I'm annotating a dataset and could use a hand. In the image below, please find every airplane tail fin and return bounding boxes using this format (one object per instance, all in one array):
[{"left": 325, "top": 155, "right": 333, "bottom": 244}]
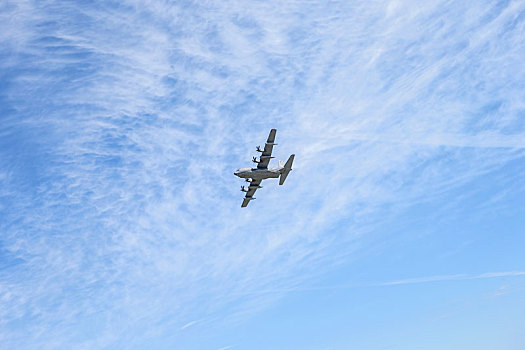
[{"left": 279, "top": 154, "right": 295, "bottom": 185}]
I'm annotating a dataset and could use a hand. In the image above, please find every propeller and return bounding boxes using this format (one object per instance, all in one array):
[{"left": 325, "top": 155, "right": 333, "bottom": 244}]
[
  {"left": 256, "top": 146, "right": 263, "bottom": 152},
  {"left": 245, "top": 178, "right": 253, "bottom": 183},
  {"left": 241, "top": 186, "right": 248, "bottom": 192},
  {"left": 252, "top": 156, "right": 260, "bottom": 163}
]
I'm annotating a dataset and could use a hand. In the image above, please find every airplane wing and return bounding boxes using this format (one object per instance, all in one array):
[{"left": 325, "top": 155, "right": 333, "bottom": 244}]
[
  {"left": 257, "top": 129, "right": 277, "bottom": 169},
  {"left": 241, "top": 179, "right": 262, "bottom": 207}
]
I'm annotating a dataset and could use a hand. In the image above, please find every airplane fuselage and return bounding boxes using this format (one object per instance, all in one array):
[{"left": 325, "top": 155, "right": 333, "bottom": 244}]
[{"left": 234, "top": 167, "right": 282, "bottom": 180}]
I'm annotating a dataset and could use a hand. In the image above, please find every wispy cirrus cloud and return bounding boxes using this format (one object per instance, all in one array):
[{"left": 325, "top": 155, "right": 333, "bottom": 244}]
[{"left": 0, "top": 0, "right": 524, "bottom": 348}]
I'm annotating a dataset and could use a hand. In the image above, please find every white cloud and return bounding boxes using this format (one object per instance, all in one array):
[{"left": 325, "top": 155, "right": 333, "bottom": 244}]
[{"left": 0, "top": 0, "right": 523, "bottom": 348}]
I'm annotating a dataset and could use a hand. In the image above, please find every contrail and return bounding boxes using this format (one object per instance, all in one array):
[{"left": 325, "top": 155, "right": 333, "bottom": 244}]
[
  {"left": 240, "top": 271, "right": 525, "bottom": 296},
  {"left": 180, "top": 320, "right": 198, "bottom": 330},
  {"left": 374, "top": 271, "right": 525, "bottom": 286}
]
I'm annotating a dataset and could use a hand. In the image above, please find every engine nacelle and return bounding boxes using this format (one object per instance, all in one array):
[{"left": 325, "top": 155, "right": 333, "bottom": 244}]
[{"left": 256, "top": 146, "right": 263, "bottom": 152}]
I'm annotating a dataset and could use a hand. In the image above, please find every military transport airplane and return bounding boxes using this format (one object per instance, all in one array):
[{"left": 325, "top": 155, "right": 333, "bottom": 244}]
[{"left": 234, "top": 129, "right": 294, "bottom": 207}]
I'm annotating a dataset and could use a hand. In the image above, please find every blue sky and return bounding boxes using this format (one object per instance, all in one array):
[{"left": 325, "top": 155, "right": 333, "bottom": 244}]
[{"left": 1, "top": 0, "right": 524, "bottom": 349}]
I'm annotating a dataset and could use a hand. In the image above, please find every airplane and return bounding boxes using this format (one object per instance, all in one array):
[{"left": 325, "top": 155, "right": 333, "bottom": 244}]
[{"left": 234, "top": 129, "right": 295, "bottom": 207}]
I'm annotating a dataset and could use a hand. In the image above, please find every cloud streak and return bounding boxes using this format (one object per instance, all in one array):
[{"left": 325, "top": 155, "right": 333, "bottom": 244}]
[
  {"left": 180, "top": 320, "right": 198, "bottom": 330},
  {"left": 235, "top": 271, "right": 525, "bottom": 295},
  {"left": 377, "top": 271, "right": 525, "bottom": 286}
]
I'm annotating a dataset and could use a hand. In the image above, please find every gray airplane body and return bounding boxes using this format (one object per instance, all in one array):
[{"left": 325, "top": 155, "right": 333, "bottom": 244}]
[{"left": 234, "top": 129, "right": 294, "bottom": 207}]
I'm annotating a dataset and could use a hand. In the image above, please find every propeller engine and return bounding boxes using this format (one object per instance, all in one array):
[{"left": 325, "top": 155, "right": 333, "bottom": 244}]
[
  {"left": 256, "top": 146, "right": 263, "bottom": 152},
  {"left": 241, "top": 186, "right": 249, "bottom": 192},
  {"left": 245, "top": 178, "right": 253, "bottom": 183},
  {"left": 252, "top": 156, "right": 260, "bottom": 163}
]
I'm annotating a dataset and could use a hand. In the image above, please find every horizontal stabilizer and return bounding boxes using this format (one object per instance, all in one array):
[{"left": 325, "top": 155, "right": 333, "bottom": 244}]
[{"left": 279, "top": 154, "right": 295, "bottom": 185}]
